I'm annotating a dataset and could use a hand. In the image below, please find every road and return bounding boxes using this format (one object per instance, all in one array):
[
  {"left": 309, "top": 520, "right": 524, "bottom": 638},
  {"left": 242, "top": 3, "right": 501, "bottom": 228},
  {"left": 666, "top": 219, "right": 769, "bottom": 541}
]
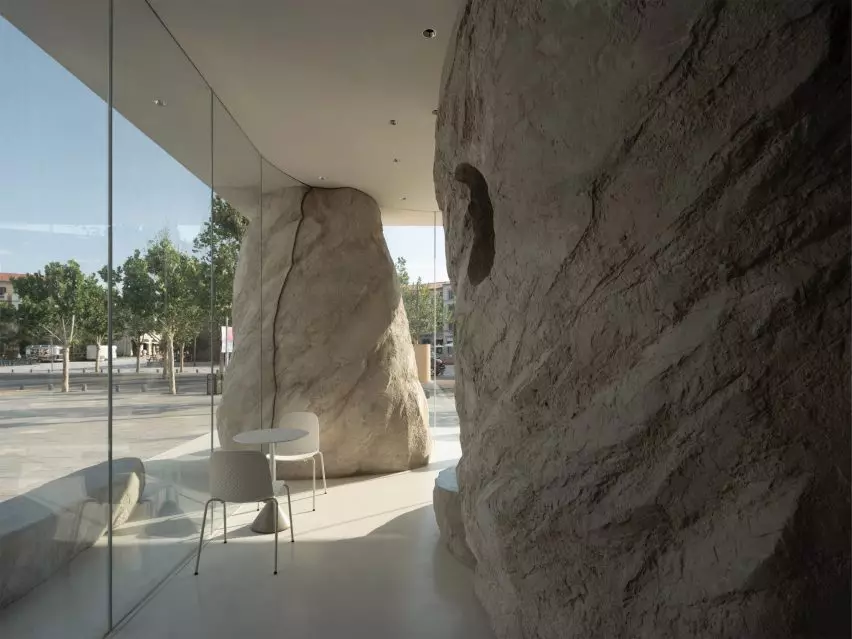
[{"left": 0, "top": 358, "right": 218, "bottom": 393}]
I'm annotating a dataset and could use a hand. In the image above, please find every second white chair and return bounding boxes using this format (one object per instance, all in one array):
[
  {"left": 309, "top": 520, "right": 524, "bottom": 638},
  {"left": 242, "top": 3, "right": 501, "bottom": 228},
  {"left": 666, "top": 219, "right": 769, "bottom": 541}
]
[{"left": 273, "top": 412, "right": 327, "bottom": 511}]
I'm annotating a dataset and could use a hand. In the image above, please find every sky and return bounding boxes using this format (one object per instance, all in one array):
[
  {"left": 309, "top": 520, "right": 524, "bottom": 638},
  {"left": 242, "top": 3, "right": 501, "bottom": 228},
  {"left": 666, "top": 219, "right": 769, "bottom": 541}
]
[{"left": 0, "top": 17, "right": 448, "bottom": 284}]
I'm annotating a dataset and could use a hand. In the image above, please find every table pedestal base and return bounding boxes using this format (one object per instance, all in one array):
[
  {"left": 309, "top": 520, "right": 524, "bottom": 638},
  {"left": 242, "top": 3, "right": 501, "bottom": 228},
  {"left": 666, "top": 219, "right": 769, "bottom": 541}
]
[{"left": 251, "top": 501, "right": 291, "bottom": 534}]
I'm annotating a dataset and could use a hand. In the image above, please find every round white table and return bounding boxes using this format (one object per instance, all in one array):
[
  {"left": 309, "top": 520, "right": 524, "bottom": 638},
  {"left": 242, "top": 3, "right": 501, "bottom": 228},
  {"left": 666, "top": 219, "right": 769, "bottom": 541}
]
[{"left": 233, "top": 427, "right": 309, "bottom": 534}]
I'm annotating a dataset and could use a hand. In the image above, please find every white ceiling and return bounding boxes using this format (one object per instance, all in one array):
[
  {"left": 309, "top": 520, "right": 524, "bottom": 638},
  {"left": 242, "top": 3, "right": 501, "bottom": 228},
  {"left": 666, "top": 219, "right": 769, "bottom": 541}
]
[{"left": 1, "top": 0, "right": 459, "bottom": 225}]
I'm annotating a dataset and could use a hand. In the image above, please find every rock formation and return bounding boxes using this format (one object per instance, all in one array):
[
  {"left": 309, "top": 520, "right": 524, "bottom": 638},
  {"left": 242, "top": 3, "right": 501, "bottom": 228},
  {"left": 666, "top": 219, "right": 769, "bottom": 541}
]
[
  {"left": 218, "top": 186, "right": 430, "bottom": 477},
  {"left": 434, "top": 1, "right": 850, "bottom": 637}
]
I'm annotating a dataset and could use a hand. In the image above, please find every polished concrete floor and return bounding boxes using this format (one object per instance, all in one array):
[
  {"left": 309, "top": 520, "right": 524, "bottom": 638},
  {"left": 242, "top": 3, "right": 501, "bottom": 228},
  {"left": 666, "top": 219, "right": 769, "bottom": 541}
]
[
  {"left": 0, "top": 387, "right": 490, "bottom": 638},
  {"left": 112, "top": 407, "right": 491, "bottom": 639}
]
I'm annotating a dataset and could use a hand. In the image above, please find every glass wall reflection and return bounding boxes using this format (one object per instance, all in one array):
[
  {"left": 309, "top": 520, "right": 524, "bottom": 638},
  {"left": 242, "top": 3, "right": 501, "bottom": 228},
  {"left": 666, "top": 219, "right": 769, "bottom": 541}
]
[{"left": 0, "top": 8, "right": 110, "bottom": 638}]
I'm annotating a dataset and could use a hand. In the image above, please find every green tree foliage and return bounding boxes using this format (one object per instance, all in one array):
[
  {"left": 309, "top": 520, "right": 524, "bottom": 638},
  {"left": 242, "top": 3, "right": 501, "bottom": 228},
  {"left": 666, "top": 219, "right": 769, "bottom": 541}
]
[
  {"left": 14, "top": 261, "right": 88, "bottom": 392},
  {"left": 115, "top": 250, "right": 158, "bottom": 373},
  {"left": 193, "top": 195, "right": 248, "bottom": 327},
  {"left": 78, "top": 274, "right": 109, "bottom": 373},
  {"left": 146, "top": 232, "right": 205, "bottom": 393},
  {"left": 395, "top": 257, "right": 445, "bottom": 344}
]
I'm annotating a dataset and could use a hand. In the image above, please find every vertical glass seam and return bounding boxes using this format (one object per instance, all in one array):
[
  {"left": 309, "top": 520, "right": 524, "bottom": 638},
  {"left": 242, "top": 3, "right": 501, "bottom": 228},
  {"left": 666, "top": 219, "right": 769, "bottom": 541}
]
[
  {"left": 106, "top": 0, "right": 115, "bottom": 631},
  {"left": 209, "top": 94, "right": 215, "bottom": 452}
]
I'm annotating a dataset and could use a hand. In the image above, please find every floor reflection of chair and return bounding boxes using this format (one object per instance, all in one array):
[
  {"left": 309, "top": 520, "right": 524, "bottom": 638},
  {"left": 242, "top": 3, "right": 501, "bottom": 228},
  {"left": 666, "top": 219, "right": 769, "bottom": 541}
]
[{"left": 195, "top": 450, "right": 291, "bottom": 576}]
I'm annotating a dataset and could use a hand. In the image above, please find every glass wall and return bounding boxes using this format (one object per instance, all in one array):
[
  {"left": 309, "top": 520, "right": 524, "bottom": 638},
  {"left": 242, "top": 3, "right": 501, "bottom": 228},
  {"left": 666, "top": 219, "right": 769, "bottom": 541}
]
[
  {"left": 381, "top": 216, "right": 460, "bottom": 466},
  {"left": 110, "top": 0, "right": 213, "bottom": 621},
  {"left": 0, "top": 2, "right": 293, "bottom": 635},
  {"left": 0, "top": 5, "right": 111, "bottom": 638}
]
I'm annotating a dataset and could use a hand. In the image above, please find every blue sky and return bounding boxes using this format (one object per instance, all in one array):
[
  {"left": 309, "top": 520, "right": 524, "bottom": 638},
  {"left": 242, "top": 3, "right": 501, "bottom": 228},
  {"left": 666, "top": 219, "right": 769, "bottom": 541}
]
[{"left": 0, "top": 17, "right": 447, "bottom": 283}]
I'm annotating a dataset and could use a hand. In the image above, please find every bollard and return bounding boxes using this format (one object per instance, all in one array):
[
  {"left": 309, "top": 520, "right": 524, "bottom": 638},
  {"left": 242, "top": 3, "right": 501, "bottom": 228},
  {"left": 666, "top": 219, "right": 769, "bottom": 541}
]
[
  {"left": 83, "top": 369, "right": 86, "bottom": 374},
  {"left": 115, "top": 384, "right": 120, "bottom": 393},
  {"left": 10, "top": 369, "right": 13, "bottom": 374},
  {"left": 48, "top": 383, "right": 54, "bottom": 391},
  {"left": 30, "top": 369, "right": 33, "bottom": 373},
  {"left": 19, "top": 384, "right": 24, "bottom": 391},
  {"left": 81, "top": 384, "right": 87, "bottom": 392},
  {"left": 141, "top": 383, "right": 147, "bottom": 393},
  {"left": 116, "top": 369, "right": 121, "bottom": 374},
  {"left": 196, "top": 369, "right": 199, "bottom": 374}
]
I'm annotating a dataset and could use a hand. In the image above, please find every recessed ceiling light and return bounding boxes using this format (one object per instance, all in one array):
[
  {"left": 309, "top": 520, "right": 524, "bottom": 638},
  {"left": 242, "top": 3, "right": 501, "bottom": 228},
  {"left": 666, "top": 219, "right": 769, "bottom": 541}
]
[
  {"left": 422, "top": 28, "right": 436, "bottom": 39},
  {"left": 389, "top": 119, "right": 397, "bottom": 126},
  {"left": 318, "top": 176, "right": 326, "bottom": 180},
  {"left": 153, "top": 98, "right": 167, "bottom": 107},
  {"left": 400, "top": 197, "right": 407, "bottom": 201},
  {"left": 393, "top": 158, "right": 400, "bottom": 163}
]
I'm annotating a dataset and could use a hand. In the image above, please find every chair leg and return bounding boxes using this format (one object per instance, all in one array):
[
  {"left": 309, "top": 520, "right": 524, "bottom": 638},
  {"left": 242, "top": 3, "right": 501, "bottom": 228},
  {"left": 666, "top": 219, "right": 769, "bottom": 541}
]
[
  {"left": 318, "top": 451, "right": 327, "bottom": 494},
  {"left": 282, "top": 483, "right": 295, "bottom": 543},
  {"left": 194, "top": 499, "right": 213, "bottom": 575},
  {"left": 311, "top": 457, "right": 317, "bottom": 511}
]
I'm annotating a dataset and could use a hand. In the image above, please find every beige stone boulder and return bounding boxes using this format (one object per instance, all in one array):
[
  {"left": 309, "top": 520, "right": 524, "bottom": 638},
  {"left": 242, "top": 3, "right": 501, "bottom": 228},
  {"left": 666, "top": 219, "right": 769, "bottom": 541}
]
[
  {"left": 218, "top": 186, "right": 431, "bottom": 477},
  {"left": 435, "top": 1, "right": 850, "bottom": 637}
]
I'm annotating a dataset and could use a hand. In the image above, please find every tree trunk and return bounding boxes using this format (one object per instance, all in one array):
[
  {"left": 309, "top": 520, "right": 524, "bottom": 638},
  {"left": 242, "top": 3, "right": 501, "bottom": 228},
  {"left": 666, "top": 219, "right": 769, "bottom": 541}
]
[
  {"left": 136, "top": 335, "right": 142, "bottom": 373},
  {"left": 167, "top": 333, "right": 176, "bottom": 395},
  {"left": 62, "top": 346, "right": 70, "bottom": 393},
  {"left": 94, "top": 338, "right": 102, "bottom": 374},
  {"left": 179, "top": 342, "right": 185, "bottom": 373}
]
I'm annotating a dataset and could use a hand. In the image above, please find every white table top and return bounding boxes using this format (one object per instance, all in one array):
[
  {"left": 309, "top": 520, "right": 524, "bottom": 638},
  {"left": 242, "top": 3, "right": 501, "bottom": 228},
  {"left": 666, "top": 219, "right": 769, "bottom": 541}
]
[{"left": 233, "top": 427, "right": 308, "bottom": 446}]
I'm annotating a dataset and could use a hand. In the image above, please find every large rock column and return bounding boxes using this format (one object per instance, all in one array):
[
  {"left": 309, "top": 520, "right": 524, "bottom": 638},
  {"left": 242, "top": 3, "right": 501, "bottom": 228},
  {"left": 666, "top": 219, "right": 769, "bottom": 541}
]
[
  {"left": 217, "top": 186, "right": 430, "bottom": 476},
  {"left": 435, "top": 1, "right": 850, "bottom": 638}
]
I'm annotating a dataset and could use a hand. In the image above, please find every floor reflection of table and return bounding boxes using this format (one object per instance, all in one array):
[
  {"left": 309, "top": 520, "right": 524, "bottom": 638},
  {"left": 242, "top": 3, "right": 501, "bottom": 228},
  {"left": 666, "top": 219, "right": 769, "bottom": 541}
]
[{"left": 232, "top": 427, "right": 309, "bottom": 534}]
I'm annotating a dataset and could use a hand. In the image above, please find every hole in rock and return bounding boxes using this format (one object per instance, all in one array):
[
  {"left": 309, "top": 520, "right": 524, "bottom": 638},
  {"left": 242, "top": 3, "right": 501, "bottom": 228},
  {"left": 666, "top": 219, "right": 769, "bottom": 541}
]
[{"left": 454, "top": 163, "right": 494, "bottom": 286}]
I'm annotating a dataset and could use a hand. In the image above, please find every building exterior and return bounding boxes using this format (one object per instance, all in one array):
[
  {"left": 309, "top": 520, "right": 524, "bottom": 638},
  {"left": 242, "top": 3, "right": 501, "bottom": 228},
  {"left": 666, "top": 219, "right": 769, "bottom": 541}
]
[{"left": 0, "top": 273, "right": 24, "bottom": 308}]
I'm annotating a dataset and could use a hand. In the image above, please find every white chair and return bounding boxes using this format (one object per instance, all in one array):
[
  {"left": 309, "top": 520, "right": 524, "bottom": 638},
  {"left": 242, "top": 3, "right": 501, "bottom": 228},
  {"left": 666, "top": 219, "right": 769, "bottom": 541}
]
[
  {"left": 273, "top": 412, "right": 327, "bottom": 511},
  {"left": 194, "top": 450, "right": 293, "bottom": 576}
]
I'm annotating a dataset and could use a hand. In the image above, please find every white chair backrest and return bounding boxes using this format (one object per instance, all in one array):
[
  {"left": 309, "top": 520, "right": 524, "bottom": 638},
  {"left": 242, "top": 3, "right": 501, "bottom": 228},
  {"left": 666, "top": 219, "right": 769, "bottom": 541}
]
[
  {"left": 278, "top": 412, "right": 320, "bottom": 452},
  {"left": 209, "top": 450, "right": 273, "bottom": 503}
]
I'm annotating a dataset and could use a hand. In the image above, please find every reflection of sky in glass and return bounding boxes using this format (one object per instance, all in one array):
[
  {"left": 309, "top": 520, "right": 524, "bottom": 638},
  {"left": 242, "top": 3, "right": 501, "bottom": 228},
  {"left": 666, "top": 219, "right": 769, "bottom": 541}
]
[{"left": 0, "top": 16, "right": 446, "bottom": 284}]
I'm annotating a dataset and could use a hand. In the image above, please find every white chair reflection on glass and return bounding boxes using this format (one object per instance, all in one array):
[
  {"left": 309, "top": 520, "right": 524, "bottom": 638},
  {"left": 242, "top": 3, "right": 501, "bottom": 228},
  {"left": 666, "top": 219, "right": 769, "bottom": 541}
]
[{"left": 194, "top": 450, "right": 292, "bottom": 576}]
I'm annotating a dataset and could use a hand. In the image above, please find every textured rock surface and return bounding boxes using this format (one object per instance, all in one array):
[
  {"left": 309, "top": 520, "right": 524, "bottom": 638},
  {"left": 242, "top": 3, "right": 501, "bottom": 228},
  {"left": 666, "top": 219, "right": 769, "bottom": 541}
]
[
  {"left": 218, "top": 186, "right": 431, "bottom": 477},
  {"left": 434, "top": 466, "right": 476, "bottom": 568},
  {"left": 434, "top": 1, "right": 850, "bottom": 637},
  {"left": 0, "top": 458, "right": 144, "bottom": 609}
]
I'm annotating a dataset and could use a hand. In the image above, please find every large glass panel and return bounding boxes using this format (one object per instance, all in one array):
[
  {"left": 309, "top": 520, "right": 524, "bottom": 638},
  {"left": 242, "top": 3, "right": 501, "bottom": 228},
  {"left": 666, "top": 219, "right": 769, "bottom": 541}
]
[
  {"left": 212, "top": 98, "right": 261, "bottom": 436},
  {"left": 111, "top": 0, "right": 212, "bottom": 621},
  {"left": 382, "top": 220, "right": 458, "bottom": 459},
  {"left": 0, "top": 6, "right": 110, "bottom": 638}
]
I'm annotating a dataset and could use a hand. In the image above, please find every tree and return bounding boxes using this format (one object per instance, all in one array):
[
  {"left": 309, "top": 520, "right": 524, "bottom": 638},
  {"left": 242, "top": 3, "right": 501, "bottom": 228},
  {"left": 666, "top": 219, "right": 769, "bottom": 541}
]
[
  {"left": 395, "top": 257, "right": 443, "bottom": 344},
  {"left": 193, "top": 195, "right": 248, "bottom": 329},
  {"left": 78, "top": 274, "right": 109, "bottom": 373},
  {"left": 14, "top": 261, "right": 88, "bottom": 392},
  {"left": 116, "top": 250, "right": 158, "bottom": 373},
  {"left": 146, "top": 232, "right": 205, "bottom": 393},
  {"left": 0, "top": 302, "right": 19, "bottom": 359}
]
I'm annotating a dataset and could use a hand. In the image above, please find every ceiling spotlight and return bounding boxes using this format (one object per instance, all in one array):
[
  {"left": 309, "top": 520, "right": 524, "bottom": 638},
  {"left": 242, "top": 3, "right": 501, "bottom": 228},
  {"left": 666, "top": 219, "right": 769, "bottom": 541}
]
[
  {"left": 393, "top": 158, "right": 400, "bottom": 163},
  {"left": 389, "top": 119, "right": 397, "bottom": 126},
  {"left": 318, "top": 176, "right": 326, "bottom": 181},
  {"left": 422, "top": 28, "right": 436, "bottom": 39},
  {"left": 153, "top": 98, "right": 167, "bottom": 107}
]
